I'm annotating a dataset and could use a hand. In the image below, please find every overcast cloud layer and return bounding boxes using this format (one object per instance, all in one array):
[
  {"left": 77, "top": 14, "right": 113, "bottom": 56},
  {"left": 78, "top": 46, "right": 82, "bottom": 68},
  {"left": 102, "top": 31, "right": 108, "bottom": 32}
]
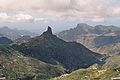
[{"left": 0, "top": 0, "right": 120, "bottom": 23}]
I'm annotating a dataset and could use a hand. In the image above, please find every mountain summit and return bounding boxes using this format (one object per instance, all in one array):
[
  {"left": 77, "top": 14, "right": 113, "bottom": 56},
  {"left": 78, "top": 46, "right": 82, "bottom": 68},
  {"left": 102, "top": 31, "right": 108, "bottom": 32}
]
[
  {"left": 12, "top": 26, "right": 102, "bottom": 71},
  {"left": 43, "top": 26, "right": 53, "bottom": 35},
  {"left": 57, "top": 23, "right": 120, "bottom": 50}
]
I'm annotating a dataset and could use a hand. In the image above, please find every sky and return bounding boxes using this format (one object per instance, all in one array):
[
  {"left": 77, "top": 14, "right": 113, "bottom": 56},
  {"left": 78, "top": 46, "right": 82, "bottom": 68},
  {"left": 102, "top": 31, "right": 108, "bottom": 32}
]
[{"left": 0, "top": 0, "right": 120, "bottom": 33}]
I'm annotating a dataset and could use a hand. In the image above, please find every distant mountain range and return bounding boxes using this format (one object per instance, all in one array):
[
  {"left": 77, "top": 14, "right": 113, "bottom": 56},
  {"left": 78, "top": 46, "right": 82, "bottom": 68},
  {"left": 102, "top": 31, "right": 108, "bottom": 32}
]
[
  {"left": 57, "top": 23, "right": 120, "bottom": 55},
  {"left": 0, "top": 26, "right": 36, "bottom": 40},
  {"left": 14, "top": 35, "right": 31, "bottom": 43},
  {"left": 0, "top": 37, "right": 13, "bottom": 44}
]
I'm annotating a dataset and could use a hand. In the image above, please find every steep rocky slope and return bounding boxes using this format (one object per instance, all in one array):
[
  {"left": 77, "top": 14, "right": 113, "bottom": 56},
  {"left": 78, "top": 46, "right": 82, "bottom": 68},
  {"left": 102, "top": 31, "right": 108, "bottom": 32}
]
[
  {"left": 57, "top": 23, "right": 120, "bottom": 55},
  {"left": 92, "top": 43, "right": 120, "bottom": 55}
]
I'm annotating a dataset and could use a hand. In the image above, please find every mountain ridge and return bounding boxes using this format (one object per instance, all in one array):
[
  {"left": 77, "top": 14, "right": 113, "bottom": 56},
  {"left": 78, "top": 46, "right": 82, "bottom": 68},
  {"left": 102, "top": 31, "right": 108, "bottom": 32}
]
[
  {"left": 12, "top": 26, "right": 103, "bottom": 71},
  {"left": 57, "top": 23, "right": 120, "bottom": 55}
]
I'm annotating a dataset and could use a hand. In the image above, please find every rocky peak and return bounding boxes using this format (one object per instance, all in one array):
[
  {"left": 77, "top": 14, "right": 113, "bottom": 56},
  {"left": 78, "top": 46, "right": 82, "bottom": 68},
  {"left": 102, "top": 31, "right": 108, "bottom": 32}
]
[
  {"left": 42, "top": 26, "right": 53, "bottom": 36},
  {"left": 77, "top": 23, "right": 91, "bottom": 28},
  {"left": 76, "top": 23, "right": 93, "bottom": 31},
  {"left": 37, "top": 26, "right": 55, "bottom": 42},
  {"left": 47, "top": 26, "right": 52, "bottom": 34}
]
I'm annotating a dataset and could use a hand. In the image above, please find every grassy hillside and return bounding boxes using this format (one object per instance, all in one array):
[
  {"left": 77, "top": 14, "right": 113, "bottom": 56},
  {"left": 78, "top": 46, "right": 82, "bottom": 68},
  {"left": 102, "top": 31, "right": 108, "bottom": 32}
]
[
  {"left": 0, "top": 45, "right": 65, "bottom": 80},
  {"left": 54, "top": 68, "right": 120, "bottom": 80},
  {"left": 54, "top": 55, "right": 120, "bottom": 80}
]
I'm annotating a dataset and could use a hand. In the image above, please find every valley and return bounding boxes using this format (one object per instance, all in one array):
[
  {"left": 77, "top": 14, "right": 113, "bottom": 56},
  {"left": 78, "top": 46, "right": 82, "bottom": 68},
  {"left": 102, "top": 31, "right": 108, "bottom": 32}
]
[{"left": 0, "top": 25, "right": 120, "bottom": 80}]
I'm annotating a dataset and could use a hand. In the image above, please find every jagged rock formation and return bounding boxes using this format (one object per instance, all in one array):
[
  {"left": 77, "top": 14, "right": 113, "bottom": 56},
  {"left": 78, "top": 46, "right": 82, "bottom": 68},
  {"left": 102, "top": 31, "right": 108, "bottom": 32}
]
[{"left": 12, "top": 26, "right": 103, "bottom": 71}]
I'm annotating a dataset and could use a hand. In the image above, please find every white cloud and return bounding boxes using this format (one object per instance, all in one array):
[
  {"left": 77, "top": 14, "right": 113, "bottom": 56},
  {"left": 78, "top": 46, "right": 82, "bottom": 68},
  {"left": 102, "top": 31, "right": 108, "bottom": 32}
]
[
  {"left": 0, "top": 13, "right": 8, "bottom": 20},
  {"left": 0, "top": 13, "right": 34, "bottom": 23},
  {"left": 34, "top": 17, "right": 48, "bottom": 23},
  {"left": 92, "top": 16, "right": 105, "bottom": 22},
  {"left": 15, "top": 14, "right": 34, "bottom": 22},
  {"left": 0, "top": 0, "right": 120, "bottom": 21},
  {"left": 35, "top": 18, "right": 45, "bottom": 21},
  {"left": 112, "top": 7, "right": 120, "bottom": 16}
]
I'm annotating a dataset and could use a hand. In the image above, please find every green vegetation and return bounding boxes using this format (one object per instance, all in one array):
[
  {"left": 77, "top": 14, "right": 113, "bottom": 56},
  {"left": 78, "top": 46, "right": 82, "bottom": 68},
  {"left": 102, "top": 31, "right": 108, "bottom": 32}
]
[
  {"left": 54, "top": 68, "right": 120, "bottom": 80},
  {"left": 0, "top": 45, "right": 65, "bottom": 80}
]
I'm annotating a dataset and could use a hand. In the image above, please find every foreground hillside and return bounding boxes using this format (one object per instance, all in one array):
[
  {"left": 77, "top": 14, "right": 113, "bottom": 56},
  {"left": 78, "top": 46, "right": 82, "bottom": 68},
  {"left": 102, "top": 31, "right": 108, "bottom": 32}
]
[
  {"left": 54, "top": 68, "right": 120, "bottom": 80},
  {"left": 12, "top": 27, "right": 102, "bottom": 72},
  {"left": 0, "top": 45, "right": 64, "bottom": 80}
]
